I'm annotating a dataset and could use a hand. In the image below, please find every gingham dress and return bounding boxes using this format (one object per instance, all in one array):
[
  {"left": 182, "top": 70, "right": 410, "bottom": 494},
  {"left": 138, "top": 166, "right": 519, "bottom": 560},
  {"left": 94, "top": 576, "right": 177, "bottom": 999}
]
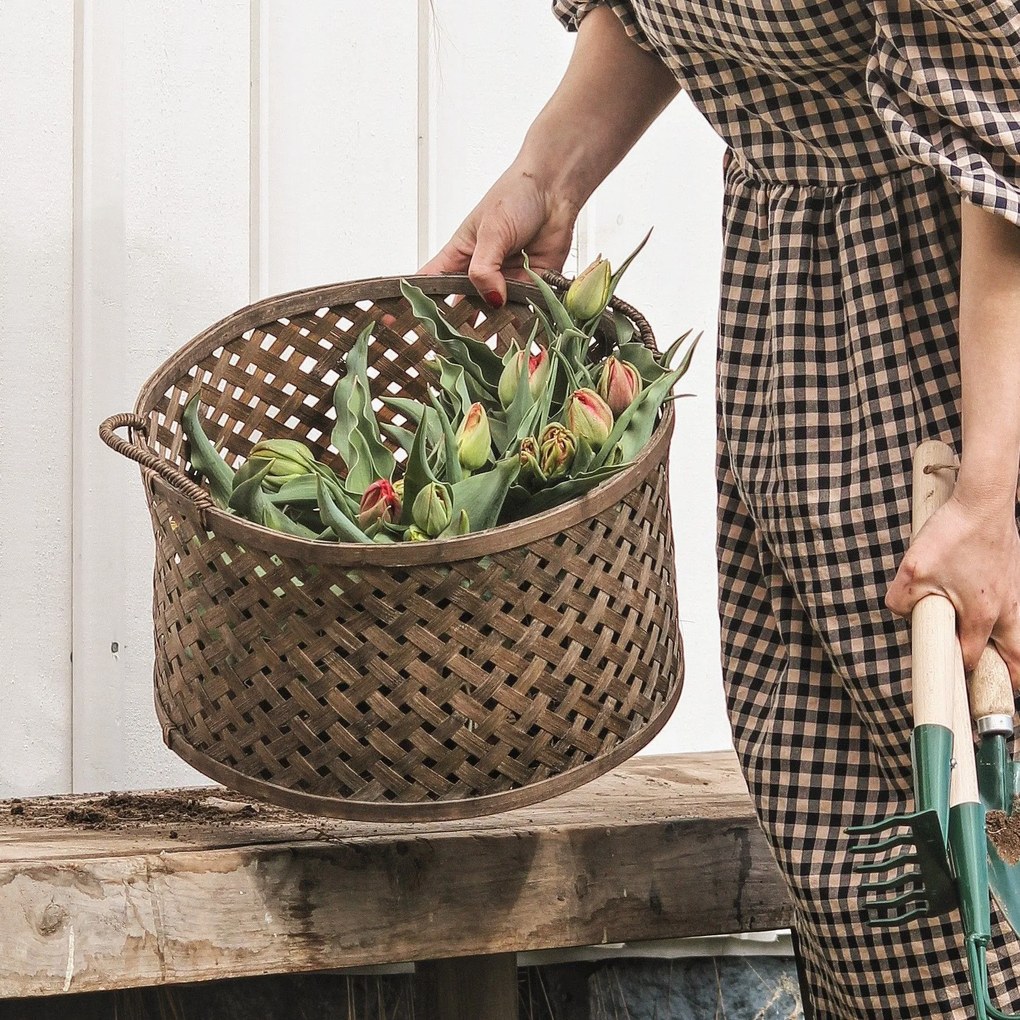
[{"left": 552, "top": 2, "right": 1020, "bottom": 1017}]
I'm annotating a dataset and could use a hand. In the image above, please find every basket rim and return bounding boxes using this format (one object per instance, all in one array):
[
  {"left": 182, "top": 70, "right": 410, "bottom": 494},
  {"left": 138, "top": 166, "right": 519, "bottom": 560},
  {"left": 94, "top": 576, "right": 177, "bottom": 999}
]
[{"left": 134, "top": 273, "right": 677, "bottom": 566}]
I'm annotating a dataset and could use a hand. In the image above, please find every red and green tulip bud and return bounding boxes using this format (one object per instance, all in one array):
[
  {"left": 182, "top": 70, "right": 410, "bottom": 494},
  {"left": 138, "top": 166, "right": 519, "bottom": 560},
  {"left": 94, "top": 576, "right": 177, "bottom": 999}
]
[
  {"left": 564, "top": 256, "right": 611, "bottom": 324},
  {"left": 411, "top": 482, "right": 453, "bottom": 538},
  {"left": 498, "top": 347, "right": 551, "bottom": 408},
  {"left": 565, "top": 388, "right": 614, "bottom": 450},
  {"left": 359, "top": 478, "right": 401, "bottom": 530},
  {"left": 455, "top": 402, "right": 491, "bottom": 472},
  {"left": 538, "top": 424, "right": 576, "bottom": 481},
  {"left": 249, "top": 439, "right": 317, "bottom": 492},
  {"left": 519, "top": 436, "right": 546, "bottom": 489},
  {"left": 597, "top": 356, "right": 642, "bottom": 416}
]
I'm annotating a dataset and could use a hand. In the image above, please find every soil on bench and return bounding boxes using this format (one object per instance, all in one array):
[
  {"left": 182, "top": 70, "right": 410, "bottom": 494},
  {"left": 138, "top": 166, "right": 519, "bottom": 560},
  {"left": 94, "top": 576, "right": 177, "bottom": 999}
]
[
  {"left": 986, "top": 796, "right": 1020, "bottom": 866},
  {"left": 2, "top": 788, "right": 299, "bottom": 833}
]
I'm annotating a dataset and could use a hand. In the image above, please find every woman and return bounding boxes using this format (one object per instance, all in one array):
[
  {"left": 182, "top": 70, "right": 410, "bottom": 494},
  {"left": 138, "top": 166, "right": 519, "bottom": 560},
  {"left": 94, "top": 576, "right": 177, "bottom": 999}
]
[{"left": 422, "top": 2, "right": 1020, "bottom": 1016}]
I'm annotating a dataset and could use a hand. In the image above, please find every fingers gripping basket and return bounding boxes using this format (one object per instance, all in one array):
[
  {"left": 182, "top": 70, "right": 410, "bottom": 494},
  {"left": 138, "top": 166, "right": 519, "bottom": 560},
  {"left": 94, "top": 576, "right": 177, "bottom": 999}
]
[{"left": 100, "top": 274, "right": 683, "bottom": 821}]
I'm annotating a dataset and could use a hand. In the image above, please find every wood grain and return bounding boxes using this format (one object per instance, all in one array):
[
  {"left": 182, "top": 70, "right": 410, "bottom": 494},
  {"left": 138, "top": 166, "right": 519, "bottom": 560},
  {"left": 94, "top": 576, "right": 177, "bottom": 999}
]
[{"left": 0, "top": 752, "right": 792, "bottom": 999}]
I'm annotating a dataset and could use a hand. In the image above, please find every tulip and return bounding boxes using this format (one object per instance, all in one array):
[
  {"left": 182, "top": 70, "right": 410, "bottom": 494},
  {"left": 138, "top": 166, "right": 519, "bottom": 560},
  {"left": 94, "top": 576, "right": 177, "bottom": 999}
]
[
  {"left": 597, "top": 356, "right": 642, "bottom": 416},
  {"left": 411, "top": 482, "right": 453, "bottom": 538},
  {"left": 359, "top": 478, "right": 401, "bottom": 530},
  {"left": 519, "top": 436, "right": 546, "bottom": 490},
  {"left": 406, "top": 526, "right": 431, "bottom": 542},
  {"left": 498, "top": 347, "right": 551, "bottom": 408},
  {"left": 538, "top": 424, "right": 576, "bottom": 481},
  {"left": 564, "top": 255, "right": 612, "bottom": 324},
  {"left": 249, "top": 439, "right": 317, "bottom": 492},
  {"left": 455, "top": 402, "right": 491, "bottom": 472},
  {"left": 565, "top": 388, "right": 614, "bottom": 450}
]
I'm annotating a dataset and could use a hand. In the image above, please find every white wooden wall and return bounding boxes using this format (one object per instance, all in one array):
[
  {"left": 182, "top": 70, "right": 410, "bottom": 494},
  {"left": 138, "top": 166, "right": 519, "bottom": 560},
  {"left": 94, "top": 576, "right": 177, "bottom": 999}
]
[{"left": 0, "top": 0, "right": 727, "bottom": 797}]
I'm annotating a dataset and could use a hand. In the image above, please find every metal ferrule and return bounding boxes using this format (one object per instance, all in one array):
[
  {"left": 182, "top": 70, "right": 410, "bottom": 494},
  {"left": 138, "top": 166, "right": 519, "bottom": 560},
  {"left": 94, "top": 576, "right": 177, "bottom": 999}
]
[{"left": 977, "top": 714, "right": 1015, "bottom": 737}]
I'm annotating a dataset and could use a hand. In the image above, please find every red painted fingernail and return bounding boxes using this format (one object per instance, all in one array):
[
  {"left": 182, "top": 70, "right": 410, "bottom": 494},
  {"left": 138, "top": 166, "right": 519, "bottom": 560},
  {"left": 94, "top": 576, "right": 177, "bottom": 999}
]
[{"left": 485, "top": 290, "right": 504, "bottom": 309}]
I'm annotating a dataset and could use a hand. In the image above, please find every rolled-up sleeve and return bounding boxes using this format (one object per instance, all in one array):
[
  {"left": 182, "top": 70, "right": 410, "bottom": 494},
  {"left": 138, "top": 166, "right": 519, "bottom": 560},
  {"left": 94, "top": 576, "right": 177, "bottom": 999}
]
[
  {"left": 551, "top": 0, "right": 659, "bottom": 56},
  {"left": 867, "top": 0, "right": 1020, "bottom": 227}
]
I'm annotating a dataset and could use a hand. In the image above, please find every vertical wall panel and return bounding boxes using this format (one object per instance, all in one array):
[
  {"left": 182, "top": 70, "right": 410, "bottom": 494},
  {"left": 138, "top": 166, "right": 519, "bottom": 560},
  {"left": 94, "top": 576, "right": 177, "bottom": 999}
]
[
  {"left": 73, "top": 0, "right": 251, "bottom": 791},
  {"left": 0, "top": 2, "right": 75, "bottom": 796},
  {"left": 587, "top": 95, "right": 729, "bottom": 753},
  {"left": 259, "top": 0, "right": 419, "bottom": 296}
]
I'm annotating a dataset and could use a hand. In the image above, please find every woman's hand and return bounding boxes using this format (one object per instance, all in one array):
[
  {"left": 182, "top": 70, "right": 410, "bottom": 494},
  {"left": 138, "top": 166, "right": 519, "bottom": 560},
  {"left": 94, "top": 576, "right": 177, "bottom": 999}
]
[
  {"left": 418, "top": 163, "right": 579, "bottom": 308},
  {"left": 886, "top": 490, "right": 1020, "bottom": 688}
]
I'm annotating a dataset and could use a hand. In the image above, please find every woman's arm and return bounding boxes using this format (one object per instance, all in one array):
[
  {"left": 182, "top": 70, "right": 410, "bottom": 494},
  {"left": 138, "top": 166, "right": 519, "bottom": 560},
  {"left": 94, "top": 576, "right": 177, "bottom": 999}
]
[
  {"left": 886, "top": 200, "right": 1020, "bottom": 684},
  {"left": 420, "top": 6, "right": 680, "bottom": 305},
  {"left": 955, "top": 201, "right": 1020, "bottom": 510}
]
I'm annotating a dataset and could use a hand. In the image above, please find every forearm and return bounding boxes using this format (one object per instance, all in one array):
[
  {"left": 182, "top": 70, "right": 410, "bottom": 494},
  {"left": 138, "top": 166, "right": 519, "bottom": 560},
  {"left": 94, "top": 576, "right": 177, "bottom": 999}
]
[
  {"left": 517, "top": 6, "right": 680, "bottom": 212},
  {"left": 955, "top": 200, "right": 1020, "bottom": 512}
]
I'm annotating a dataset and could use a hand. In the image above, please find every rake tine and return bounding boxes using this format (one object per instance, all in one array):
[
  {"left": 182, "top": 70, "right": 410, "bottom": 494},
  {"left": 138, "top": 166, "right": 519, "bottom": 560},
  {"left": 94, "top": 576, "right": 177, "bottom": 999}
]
[
  {"left": 851, "top": 853, "right": 920, "bottom": 875},
  {"left": 861, "top": 888, "right": 929, "bottom": 911},
  {"left": 862, "top": 905, "right": 930, "bottom": 927},
  {"left": 846, "top": 810, "right": 931, "bottom": 836},
  {"left": 847, "top": 833, "right": 919, "bottom": 855},
  {"left": 860, "top": 872, "right": 924, "bottom": 894}
]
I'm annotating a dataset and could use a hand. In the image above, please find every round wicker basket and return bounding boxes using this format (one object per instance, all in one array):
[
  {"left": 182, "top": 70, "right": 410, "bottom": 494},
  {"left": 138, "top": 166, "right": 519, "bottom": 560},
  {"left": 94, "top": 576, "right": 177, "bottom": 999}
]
[{"left": 100, "top": 273, "right": 684, "bottom": 821}]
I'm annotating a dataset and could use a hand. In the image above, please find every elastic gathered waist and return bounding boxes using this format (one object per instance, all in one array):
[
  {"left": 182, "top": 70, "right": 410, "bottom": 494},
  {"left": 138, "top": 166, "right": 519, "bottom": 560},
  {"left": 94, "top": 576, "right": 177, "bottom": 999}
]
[{"left": 723, "top": 147, "right": 938, "bottom": 192}]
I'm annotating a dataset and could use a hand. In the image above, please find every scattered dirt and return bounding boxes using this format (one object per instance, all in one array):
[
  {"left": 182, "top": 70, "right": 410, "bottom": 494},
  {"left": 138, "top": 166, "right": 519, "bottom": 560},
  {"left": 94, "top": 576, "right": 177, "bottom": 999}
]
[
  {"left": 987, "top": 796, "right": 1020, "bottom": 866},
  {"left": 0, "top": 789, "right": 285, "bottom": 833}
]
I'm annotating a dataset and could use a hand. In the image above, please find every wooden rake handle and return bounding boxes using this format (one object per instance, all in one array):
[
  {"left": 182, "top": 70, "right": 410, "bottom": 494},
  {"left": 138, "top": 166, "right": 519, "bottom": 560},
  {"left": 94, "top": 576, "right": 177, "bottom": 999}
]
[{"left": 909, "top": 441, "right": 981, "bottom": 808}]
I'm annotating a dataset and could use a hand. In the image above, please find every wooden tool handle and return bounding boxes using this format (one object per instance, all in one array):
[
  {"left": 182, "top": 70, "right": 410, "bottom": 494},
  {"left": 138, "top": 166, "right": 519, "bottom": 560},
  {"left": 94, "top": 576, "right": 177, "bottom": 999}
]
[
  {"left": 910, "top": 441, "right": 959, "bottom": 729},
  {"left": 951, "top": 651, "right": 981, "bottom": 807},
  {"left": 969, "top": 644, "right": 1015, "bottom": 733}
]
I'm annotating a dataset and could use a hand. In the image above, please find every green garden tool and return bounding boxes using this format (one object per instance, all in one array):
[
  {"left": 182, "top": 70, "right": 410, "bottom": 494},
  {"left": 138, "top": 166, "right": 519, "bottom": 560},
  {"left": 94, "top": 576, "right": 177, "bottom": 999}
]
[
  {"left": 849, "top": 444, "right": 1020, "bottom": 1020},
  {"left": 846, "top": 440, "right": 959, "bottom": 925},
  {"left": 966, "top": 644, "right": 1020, "bottom": 1020}
]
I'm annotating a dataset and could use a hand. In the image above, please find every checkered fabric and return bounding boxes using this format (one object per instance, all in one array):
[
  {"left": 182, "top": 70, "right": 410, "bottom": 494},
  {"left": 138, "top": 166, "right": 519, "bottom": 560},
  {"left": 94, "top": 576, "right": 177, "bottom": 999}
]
[{"left": 553, "top": 2, "right": 1020, "bottom": 1018}]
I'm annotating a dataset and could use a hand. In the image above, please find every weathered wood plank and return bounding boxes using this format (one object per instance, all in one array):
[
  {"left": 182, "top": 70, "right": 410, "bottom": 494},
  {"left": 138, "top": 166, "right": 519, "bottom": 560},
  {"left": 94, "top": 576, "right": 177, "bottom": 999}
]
[{"left": 0, "top": 753, "right": 792, "bottom": 999}]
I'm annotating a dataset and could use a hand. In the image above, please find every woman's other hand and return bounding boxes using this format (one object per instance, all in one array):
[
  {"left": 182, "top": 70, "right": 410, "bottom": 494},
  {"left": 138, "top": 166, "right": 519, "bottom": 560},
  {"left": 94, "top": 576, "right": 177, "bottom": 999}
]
[{"left": 886, "top": 490, "right": 1020, "bottom": 689}]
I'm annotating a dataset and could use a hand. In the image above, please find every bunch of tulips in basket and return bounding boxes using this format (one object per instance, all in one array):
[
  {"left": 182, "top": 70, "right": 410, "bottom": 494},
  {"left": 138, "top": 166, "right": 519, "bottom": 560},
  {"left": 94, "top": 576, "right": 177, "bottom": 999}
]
[{"left": 181, "top": 232, "right": 698, "bottom": 543}]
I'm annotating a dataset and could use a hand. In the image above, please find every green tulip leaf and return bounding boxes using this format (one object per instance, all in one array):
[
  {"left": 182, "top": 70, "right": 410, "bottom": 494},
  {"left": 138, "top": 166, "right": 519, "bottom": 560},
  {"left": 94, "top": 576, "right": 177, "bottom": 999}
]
[
  {"left": 182, "top": 395, "right": 235, "bottom": 508},
  {"left": 379, "top": 421, "right": 417, "bottom": 455},
  {"left": 400, "top": 407, "right": 439, "bottom": 525},
  {"left": 433, "top": 356, "right": 473, "bottom": 420},
  {"left": 518, "top": 462, "right": 628, "bottom": 516},
  {"left": 427, "top": 388, "right": 464, "bottom": 484},
  {"left": 331, "top": 323, "right": 395, "bottom": 486},
  {"left": 617, "top": 342, "right": 668, "bottom": 384},
  {"left": 449, "top": 456, "right": 520, "bottom": 533},
  {"left": 316, "top": 476, "right": 372, "bottom": 543},
  {"left": 521, "top": 252, "right": 574, "bottom": 336},
  {"left": 613, "top": 310, "right": 637, "bottom": 347},
  {"left": 398, "top": 280, "right": 503, "bottom": 392},
  {"left": 502, "top": 354, "right": 535, "bottom": 451},
  {"left": 229, "top": 460, "right": 318, "bottom": 538}
]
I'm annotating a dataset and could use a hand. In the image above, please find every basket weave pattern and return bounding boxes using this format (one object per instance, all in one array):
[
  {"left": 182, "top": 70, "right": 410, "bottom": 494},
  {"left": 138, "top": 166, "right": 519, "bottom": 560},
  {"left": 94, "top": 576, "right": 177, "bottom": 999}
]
[{"left": 113, "top": 276, "right": 683, "bottom": 820}]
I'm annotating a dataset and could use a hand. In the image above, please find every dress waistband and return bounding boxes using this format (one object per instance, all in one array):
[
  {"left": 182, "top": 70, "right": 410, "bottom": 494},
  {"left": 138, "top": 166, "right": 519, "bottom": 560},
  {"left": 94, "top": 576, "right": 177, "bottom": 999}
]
[{"left": 723, "top": 146, "right": 938, "bottom": 192}]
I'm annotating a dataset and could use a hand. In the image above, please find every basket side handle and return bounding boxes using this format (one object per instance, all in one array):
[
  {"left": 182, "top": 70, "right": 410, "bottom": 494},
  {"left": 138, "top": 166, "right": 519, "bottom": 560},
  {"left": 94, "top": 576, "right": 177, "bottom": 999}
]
[
  {"left": 540, "top": 269, "right": 655, "bottom": 352},
  {"left": 99, "top": 413, "right": 216, "bottom": 515}
]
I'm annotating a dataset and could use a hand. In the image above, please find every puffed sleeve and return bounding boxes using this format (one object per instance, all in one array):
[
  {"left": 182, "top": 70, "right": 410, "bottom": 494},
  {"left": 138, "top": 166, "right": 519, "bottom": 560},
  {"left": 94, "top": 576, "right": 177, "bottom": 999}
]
[
  {"left": 867, "top": 1, "right": 1020, "bottom": 226},
  {"left": 551, "top": 0, "right": 659, "bottom": 56}
]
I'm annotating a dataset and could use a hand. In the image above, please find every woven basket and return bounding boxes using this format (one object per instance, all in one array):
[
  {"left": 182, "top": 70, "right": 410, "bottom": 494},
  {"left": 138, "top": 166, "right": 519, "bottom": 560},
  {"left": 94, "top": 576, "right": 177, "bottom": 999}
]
[{"left": 100, "top": 273, "right": 684, "bottom": 821}]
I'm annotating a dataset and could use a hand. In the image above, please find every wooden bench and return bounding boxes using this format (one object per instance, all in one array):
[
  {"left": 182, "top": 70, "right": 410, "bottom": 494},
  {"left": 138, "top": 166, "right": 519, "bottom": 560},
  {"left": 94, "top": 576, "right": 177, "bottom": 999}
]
[{"left": 0, "top": 751, "right": 793, "bottom": 1018}]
